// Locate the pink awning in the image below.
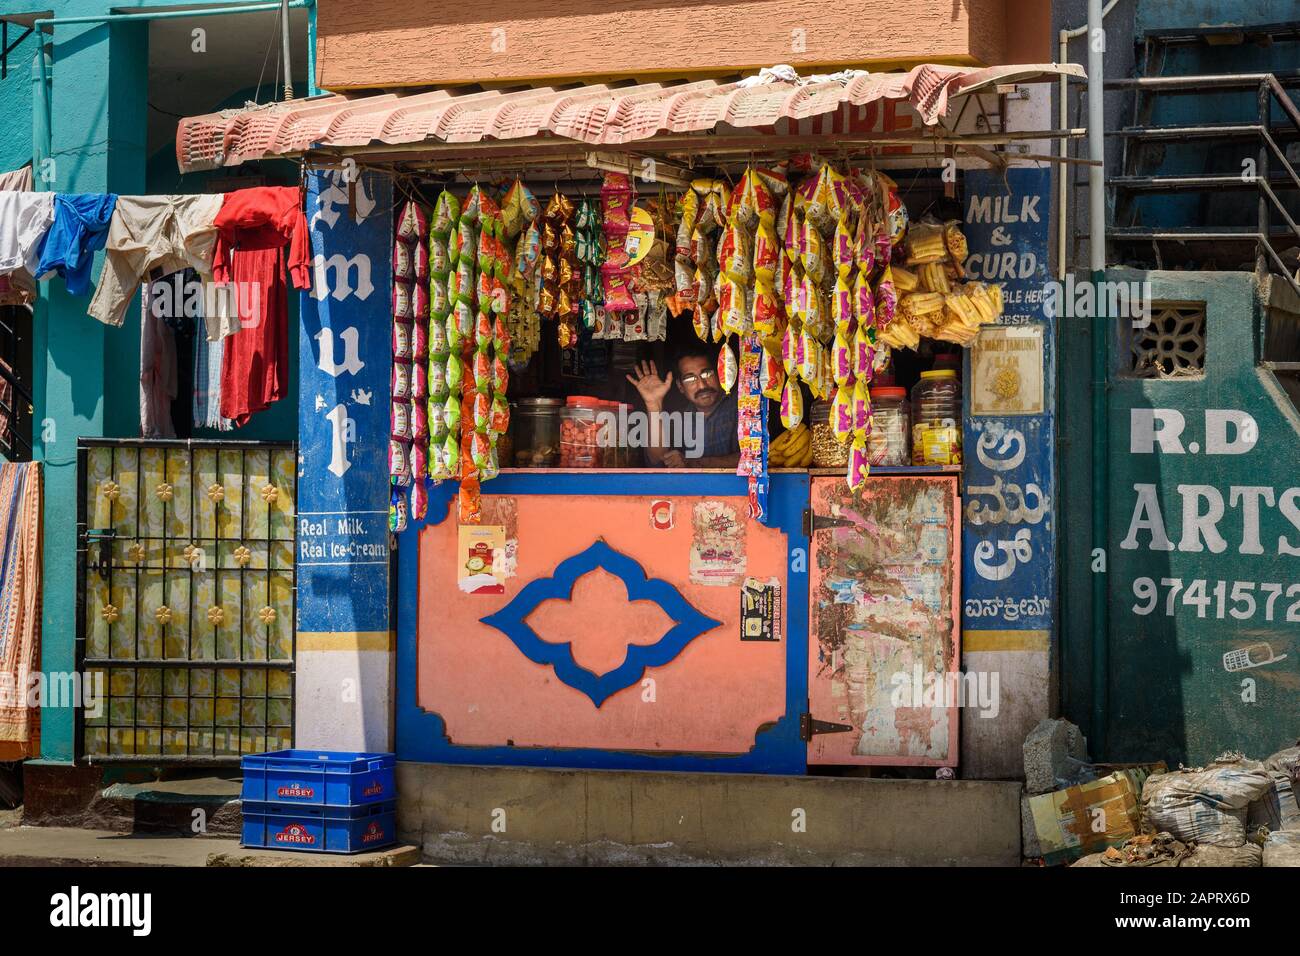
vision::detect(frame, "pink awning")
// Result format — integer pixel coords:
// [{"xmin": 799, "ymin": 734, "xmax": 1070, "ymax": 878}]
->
[{"xmin": 176, "ymin": 63, "xmax": 1084, "ymax": 173}]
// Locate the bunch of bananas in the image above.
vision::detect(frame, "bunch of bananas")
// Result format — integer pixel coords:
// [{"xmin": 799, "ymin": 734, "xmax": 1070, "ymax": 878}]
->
[{"xmin": 769, "ymin": 422, "xmax": 812, "ymax": 467}]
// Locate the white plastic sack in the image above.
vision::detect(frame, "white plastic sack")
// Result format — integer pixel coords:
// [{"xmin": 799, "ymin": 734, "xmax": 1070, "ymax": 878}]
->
[{"xmin": 1142, "ymin": 760, "xmax": 1274, "ymax": 848}]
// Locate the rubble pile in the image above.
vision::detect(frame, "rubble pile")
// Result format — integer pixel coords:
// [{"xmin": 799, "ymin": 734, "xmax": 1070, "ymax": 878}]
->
[{"xmin": 1016, "ymin": 723, "xmax": 1300, "ymax": 868}]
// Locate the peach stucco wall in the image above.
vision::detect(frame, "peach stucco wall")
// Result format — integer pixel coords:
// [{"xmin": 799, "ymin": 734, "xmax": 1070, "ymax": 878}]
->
[
  {"xmin": 416, "ymin": 494, "xmax": 789, "ymax": 754},
  {"xmin": 316, "ymin": 0, "xmax": 1022, "ymax": 91}
]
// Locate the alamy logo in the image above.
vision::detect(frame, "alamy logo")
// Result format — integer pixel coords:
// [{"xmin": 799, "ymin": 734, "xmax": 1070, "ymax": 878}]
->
[{"xmin": 49, "ymin": 886, "xmax": 151, "ymax": 937}]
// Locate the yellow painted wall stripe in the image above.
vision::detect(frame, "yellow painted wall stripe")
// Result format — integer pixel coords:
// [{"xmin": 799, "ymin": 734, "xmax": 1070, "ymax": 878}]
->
[
  {"xmin": 963, "ymin": 629, "xmax": 1050, "ymax": 653},
  {"xmin": 297, "ymin": 631, "xmax": 394, "ymax": 652}
]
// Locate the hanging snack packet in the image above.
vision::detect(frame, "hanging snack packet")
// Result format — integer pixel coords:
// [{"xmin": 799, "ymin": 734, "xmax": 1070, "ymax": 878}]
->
[
  {"xmin": 393, "ymin": 240, "xmax": 414, "ymax": 280},
  {"xmin": 411, "ymin": 362, "xmax": 428, "ymax": 403},
  {"xmin": 752, "ymin": 278, "xmax": 780, "ymax": 335},
  {"xmin": 875, "ymin": 266, "xmax": 898, "ymax": 327},
  {"xmin": 718, "ymin": 340, "xmax": 738, "ymax": 393},
  {"xmin": 392, "ymin": 319, "xmax": 413, "ymax": 361},
  {"xmin": 833, "ymin": 216, "xmax": 855, "ymax": 279},
  {"xmin": 800, "ymin": 221, "xmax": 826, "ymax": 282},
  {"xmin": 831, "ymin": 384, "xmax": 854, "ymax": 443},
  {"xmin": 472, "ymin": 350, "xmax": 492, "ymax": 392},
  {"xmin": 832, "ymin": 329, "xmax": 853, "ymax": 387},
  {"xmin": 760, "ymin": 351, "xmax": 785, "ymax": 401},
  {"xmin": 391, "ymin": 357, "xmax": 412, "ymax": 400},
  {"xmin": 396, "ymin": 201, "xmax": 429, "ymax": 242},
  {"xmin": 752, "ymin": 220, "xmax": 779, "ymax": 281},
  {"xmin": 853, "ymin": 322, "xmax": 875, "ymax": 380},
  {"xmin": 390, "ymin": 399, "xmax": 412, "ymax": 441},
  {"xmin": 388, "ymin": 439, "xmax": 411, "ymax": 485},
  {"xmin": 847, "ymin": 436, "xmax": 869, "ymax": 491},
  {"xmin": 393, "ymin": 279, "xmax": 413, "ymax": 319},
  {"xmin": 832, "ymin": 274, "xmax": 854, "ymax": 336},
  {"xmin": 427, "ymin": 358, "xmax": 448, "ymax": 401},
  {"xmin": 388, "ymin": 486, "xmax": 408, "ymax": 533},
  {"xmin": 445, "ymin": 351, "xmax": 464, "ymax": 395},
  {"xmin": 490, "ymin": 393, "xmax": 510, "ymax": 435},
  {"xmin": 431, "ymin": 191, "xmax": 460, "ymax": 237},
  {"xmin": 472, "ymin": 390, "xmax": 492, "ymax": 435},
  {"xmin": 852, "ymin": 378, "xmax": 872, "ymax": 439},
  {"xmin": 780, "ymin": 376, "xmax": 804, "ymax": 429}
]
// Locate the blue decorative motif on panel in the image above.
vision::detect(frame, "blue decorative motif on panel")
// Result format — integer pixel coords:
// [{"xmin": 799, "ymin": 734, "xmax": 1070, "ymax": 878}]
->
[{"xmin": 480, "ymin": 540, "xmax": 723, "ymax": 707}]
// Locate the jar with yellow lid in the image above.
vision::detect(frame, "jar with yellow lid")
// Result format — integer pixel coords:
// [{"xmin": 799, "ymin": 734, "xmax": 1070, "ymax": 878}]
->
[{"xmin": 911, "ymin": 369, "xmax": 962, "ymax": 465}]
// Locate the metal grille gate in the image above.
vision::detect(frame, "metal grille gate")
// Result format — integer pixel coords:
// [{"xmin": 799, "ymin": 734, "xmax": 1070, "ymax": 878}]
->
[{"xmin": 76, "ymin": 439, "xmax": 296, "ymax": 763}]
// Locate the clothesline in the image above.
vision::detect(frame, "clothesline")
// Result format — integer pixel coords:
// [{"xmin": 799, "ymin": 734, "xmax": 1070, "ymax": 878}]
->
[{"xmin": 0, "ymin": 185, "xmax": 311, "ymax": 431}]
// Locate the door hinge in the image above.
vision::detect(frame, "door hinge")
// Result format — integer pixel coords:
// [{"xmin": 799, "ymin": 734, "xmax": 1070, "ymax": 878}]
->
[
  {"xmin": 85, "ymin": 528, "xmax": 117, "ymax": 579},
  {"xmin": 801, "ymin": 508, "xmax": 855, "ymax": 537},
  {"xmin": 800, "ymin": 711, "xmax": 853, "ymax": 742}
]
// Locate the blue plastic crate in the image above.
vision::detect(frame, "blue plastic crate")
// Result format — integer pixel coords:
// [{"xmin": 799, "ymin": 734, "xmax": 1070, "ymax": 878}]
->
[
  {"xmin": 240, "ymin": 750, "xmax": 395, "ymax": 807},
  {"xmin": 240, "ymin": 800, "xmax": 397, "ymax": 854}
]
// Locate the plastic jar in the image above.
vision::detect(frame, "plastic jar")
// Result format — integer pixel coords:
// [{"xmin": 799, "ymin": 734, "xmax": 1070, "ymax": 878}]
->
[
  {"xmin": 911, "ymin": 369, "xmax": 962, "ymax": 465},
  {"xmin": 512, "ymin": 398, "xmax": 562, "ymax": 467},
  {"xmin": 560, "ymin": 396, "xmax": 602, "ymax": 468},
  {"xmin": 808, "ymin": 401, "xmax": 848, "ymax": 467},
  {"xmin": 868, "ymin": 386, "xmax": 909, "ymax": 465}
]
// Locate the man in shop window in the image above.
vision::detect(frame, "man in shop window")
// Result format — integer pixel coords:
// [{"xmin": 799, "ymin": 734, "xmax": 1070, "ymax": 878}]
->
[{"xmin": 626, "ymin": 343, "xmax": 739, "ymax": 468}]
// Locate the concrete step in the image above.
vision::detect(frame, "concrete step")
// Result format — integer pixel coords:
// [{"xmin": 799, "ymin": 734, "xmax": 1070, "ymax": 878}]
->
[
  {"xmin": 0, "ymin": 825, "xmax": 419, "ymax": 867},
  {"xmin": 89, "ymin": 775, "xmax": 243, "ymax": 836}
]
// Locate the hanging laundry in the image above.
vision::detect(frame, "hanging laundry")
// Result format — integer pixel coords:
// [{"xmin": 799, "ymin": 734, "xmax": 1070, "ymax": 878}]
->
[
  {"xmin": 88, "ymin": 193, "xmax": 233, "ymax": 329},
  {"xmin": 0, "ymin": 166, "xmax": 33, "ymax": 192},
  {"xmin": 0, "ymin": 191, "xmax": 56, "ymax": 280},
  {"xmin": 35, "ymin": 193, "xmax": 118, "ymax": 296},
  {"xmin": 0, "ymin": 461, "xmax": 42, "ymax": 760},
  {"xmin": 212, "ymin": 186, "xmax": 310, "ymax": 428},
  {"xmin": 140, "ymin": 277, "xmax": 178, "ymax": 438},
  {"xmin": 194, "ymin": 311, "xmax": 233, "ymax": 432}
]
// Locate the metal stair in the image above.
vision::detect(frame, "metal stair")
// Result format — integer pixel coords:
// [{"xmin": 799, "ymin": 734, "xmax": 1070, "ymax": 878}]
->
[{"xmin": 1103, "ymin": 23, "xmax": 1300, "ymax": 297}]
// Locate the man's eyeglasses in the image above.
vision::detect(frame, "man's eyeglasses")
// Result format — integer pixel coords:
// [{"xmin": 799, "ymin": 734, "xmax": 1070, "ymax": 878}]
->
[{"xmin": 680, "ymin": 369, "xmax": 718, "ymax": 387}]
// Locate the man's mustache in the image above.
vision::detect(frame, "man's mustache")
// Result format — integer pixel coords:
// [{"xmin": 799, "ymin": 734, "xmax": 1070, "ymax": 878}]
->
[{"xmin": 694, "ymin": 387, "xmax": 719, "ymax": 400}]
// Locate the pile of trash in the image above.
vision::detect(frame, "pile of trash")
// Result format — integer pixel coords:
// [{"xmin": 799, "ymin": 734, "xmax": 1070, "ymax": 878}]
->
[{"xmin": 1017, "ymin": 720, "xmax": 1299, "ymax": 868}]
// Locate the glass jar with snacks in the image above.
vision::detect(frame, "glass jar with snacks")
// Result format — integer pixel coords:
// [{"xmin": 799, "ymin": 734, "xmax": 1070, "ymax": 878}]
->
[
  {"xmin": 808, "ymin": 401, "xmax": 848, "ymax": 467},
  {"xmin": 560, "ymin": 396, "xmax": 602, "ymax": 468},
  {"xmin": 911, "ymin": 369, "xmax": 962, "ymax": 465},
  {"xmin": 867, "ymin": 386, "xmax": 909, "ymax": 466},
  {"xmin": 513, "ymin": 398, "xmax": 562, "ymax": 467}
]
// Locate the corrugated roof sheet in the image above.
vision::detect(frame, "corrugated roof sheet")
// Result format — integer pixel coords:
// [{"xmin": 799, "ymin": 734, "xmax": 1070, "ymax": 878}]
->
[{"xmin": 176, "ymin": 63, "xmax": 1084, "ymax": 173}]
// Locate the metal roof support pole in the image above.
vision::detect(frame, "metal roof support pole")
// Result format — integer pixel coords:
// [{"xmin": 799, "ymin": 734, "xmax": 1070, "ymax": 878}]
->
[
  {"xmin": 1087, "ymin": 0, "xmax": 1110, "ymax": 761},
  {"xmin": 34, "ymin": 1, "xmax": 309, "ymax": 164},
  {"xmin": 281, "ymin": 0, "xmax": 293, "ymax": 100}
]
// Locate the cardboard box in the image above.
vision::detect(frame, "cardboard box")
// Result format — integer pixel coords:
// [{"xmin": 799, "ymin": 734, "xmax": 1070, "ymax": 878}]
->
[{"xmin": 1026, "ymin": 764, "xmax": 1165, "ymax": 865}]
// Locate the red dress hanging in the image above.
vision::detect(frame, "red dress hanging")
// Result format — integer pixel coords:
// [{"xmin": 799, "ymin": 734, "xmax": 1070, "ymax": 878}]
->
[{"xmin": 212, "ymin": 186, "xmax": 311, "ymax": 427}]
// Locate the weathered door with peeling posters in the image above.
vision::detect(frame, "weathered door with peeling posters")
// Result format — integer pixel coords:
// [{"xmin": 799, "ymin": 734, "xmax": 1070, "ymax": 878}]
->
[
  {"xmin": 77, "ymin": 439, "xmax": 297, "ymax": 762},
  {"xmin": 806, "ymin": 475, "xmax": 960, "ymax": 766},
  {"xmin": 397, "ymin": 473, "xmax": 810, "ymax": 773}
]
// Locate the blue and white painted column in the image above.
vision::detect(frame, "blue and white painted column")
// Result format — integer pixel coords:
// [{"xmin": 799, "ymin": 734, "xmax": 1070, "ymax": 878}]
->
[{"xmin": 295, "ymin": 168, "xmax": 394, "ymax": 751}]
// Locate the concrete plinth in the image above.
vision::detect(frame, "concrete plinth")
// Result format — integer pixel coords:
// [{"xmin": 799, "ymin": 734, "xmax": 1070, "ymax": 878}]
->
[{"xmin": 397, "ymin": 762, "xmax": 1022, "ymax": 866}]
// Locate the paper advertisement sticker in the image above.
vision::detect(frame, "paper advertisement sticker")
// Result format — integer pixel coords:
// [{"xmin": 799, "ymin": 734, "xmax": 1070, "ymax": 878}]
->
[
  {"xmin": 740, "ymin": 577, "xmax": 781, "ymax": 642},
  {"xmin": 458, "ymin": 524, "xmax": 506, "ymax": 594}
]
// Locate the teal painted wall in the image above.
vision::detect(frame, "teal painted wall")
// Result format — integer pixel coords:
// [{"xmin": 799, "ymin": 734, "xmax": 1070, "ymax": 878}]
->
[
  {"xmin": 0, "ymin": 3, "xmax": 306, "ymax": 764},
  {"xmin": 1061, "ymin": 269, "xmax": 1300, "ymax": 765}
]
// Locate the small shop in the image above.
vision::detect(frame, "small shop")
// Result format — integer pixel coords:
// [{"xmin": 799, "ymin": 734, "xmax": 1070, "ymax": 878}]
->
[{"xmin": 172, "ymin": 62, "xmax": 1079, "ymax": 776}]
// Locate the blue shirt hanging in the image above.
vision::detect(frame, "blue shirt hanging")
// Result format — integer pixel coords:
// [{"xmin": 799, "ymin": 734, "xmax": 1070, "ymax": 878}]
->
[{"xmin": 35, "ymin": 193, "xmax": 118, "ymax": 296}]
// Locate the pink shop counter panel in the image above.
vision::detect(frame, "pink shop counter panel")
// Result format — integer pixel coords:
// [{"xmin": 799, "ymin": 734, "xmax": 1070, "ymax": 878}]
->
[
  {"xmin": 414, "ymin": 489, "xmax": 793, "ymax": 758},
  {"xmin": 806, "ymin": 475, "xmax": 961, "ymax": 767}
]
